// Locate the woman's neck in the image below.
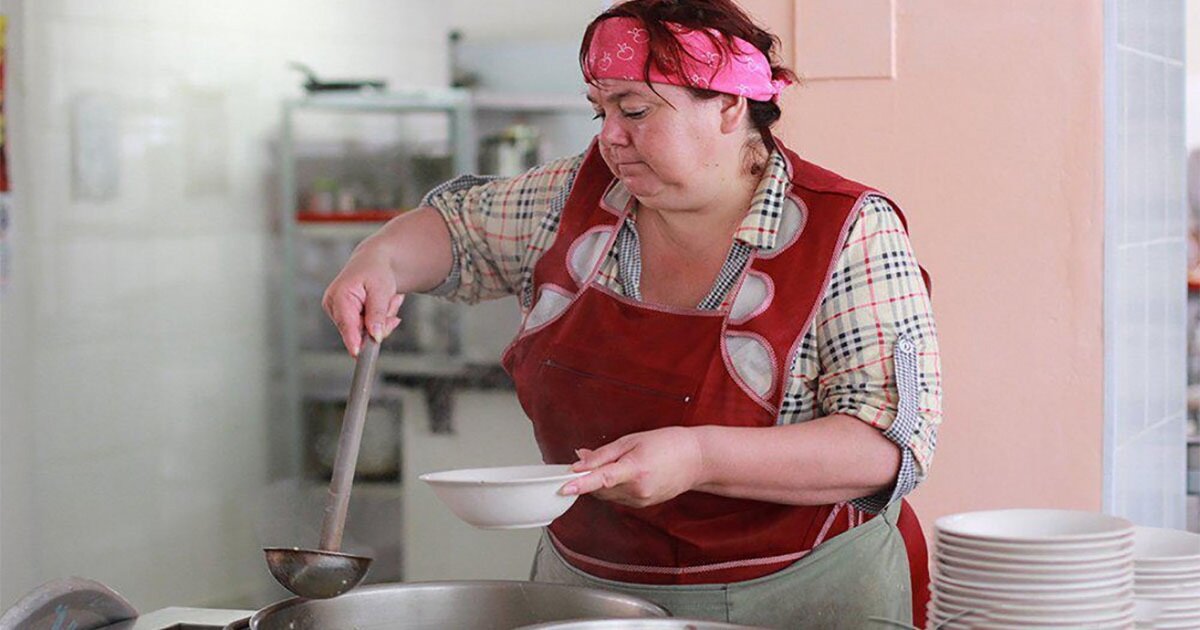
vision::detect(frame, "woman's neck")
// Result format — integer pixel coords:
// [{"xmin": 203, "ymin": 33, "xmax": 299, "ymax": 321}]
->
[{"xmin": 637, "ymin": 171, "xmax": 758, "ymax": 256}]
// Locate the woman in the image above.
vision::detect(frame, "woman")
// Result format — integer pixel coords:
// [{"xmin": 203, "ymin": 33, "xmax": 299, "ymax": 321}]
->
[{"xmin": 324, "ymin": 1, "xmax": 942, "ymax": 626}]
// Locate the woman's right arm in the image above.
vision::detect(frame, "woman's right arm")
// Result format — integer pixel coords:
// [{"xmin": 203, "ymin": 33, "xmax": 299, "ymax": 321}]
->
[
  {"xmin": 322, "ymin": 207, "xmax": 453, "ymax": 357},
  {"xmin": 323, "ymin": 153, "xmax": 587, "ymax": 357}
]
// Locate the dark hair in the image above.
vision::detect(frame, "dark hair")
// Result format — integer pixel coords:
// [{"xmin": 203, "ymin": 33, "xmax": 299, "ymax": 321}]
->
[{"xmin": 579, "ymin": 0, "xmax": 798, "ymax": 157}]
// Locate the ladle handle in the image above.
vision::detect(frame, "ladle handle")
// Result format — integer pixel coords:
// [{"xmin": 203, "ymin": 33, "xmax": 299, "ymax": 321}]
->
[{"xmin": 319, "ymin": 334, "xmax": 382, "ymax": 552}]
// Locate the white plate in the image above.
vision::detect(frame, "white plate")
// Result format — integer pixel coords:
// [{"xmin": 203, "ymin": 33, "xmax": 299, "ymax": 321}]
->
[
  {"xmin": 936, "ymin": 549, "xmax": 1132, "ymax": 574},
  {"xmin": 936, "ymin": 588, "xmax": 1132, "ymax": 612},
  {"xmin": 931, "ymin": 597, "xmax": 1137, "ymax": 624},
  {"xmin": 935, "ymin": 581, "xmax": 1132, "ymax": 605},
  {"xmin": 1133, "ymin": 587, "xmax": 1200, "ymax": 602},
  {"xmin": 937, "ymin": 532, "xmax": 1133, "ymax": 557},
  {"xmin": 1135, "ymin": 563, "xmax": 1200, "ymax": 577},
  {"xmin": 933, "ymin": 593, "xmax": 1134, "ymax": 619},
  {"xmin": 935, "ymin": 571, "xmax": 1132, "ymax": 593},
  {"xmin": 1135, "ymin": 571, "xmax": 1200, "ymax": 585},
  {"xmin": 1134, "ymin": 582, "xmax": 1200, "ymax": 596},
  {"xmin": 984, "ymin": 612, "xmax": 1134, "ymax": 628},
  {"xmin": 935, "ymin": 509, "xmax": 1134, "ymax": 544},
  {"xmin": 936, "ymin": 562, "xmax": 1131, "ymax": 585},
  {"xmin": 1142, "ymin": 614, "xmax": 1200, "ymax": 624},
  {"xmin": 1133, "ymin": 526, "xmax": 1200, "ymax": 565},
  {"xmin": 937, "ymin": 541, "xmax": 1132, "ymax": 565}
]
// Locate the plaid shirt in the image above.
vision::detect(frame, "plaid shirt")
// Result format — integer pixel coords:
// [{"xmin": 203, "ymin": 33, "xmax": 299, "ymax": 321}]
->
[{"xmin": 423, "ymin": 150, "xmax": 943, "ymax": 513}]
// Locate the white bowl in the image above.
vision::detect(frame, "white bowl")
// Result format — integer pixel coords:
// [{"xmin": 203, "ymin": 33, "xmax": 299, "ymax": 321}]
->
[
  {"xmin": 1135, "ymin": 570, "xmax": 1200, "ymax": 584},
  {"xmin": 1136, "ymin": 563, "xmax": 1200, "ymax": 577},
  {"xmin": 936, "ymin": 597, "xmax": 1132, "ymax": 624},
  {"xmin": 936, "ymin": 509, "xmax": 1133, "ymax": 543},
  {"xmin": 982, "ymin": 602, "xmax": 1135, "ymax": 626},
  {"xmin": 1133, "ymin": 526, "xmax": 1200, "ymax": 566},
  {"xmin": 937, "ymin": 532, "xmax": 1133, "ymax": 557},
  {"xmin": 936, "ymin": 562, "xmax": 1131, "ymax": 585},
  {"xmin": 936, "ymin": 541, "xmax": 1131, "ymax": 565},
  {"xmin": 934, "ymin": 587, "xmax": 1133, "ymax": 612},
  {"xmin": 936, "ymin": 549, "xmax": 1132, "ymax": 574},
  {"xmin": 419, "ymin": 464, "xmax": 588, "ymax": 529},
  {"xmin": 935, "ymin": 571, "xmax": 1132, "ymax": 594}
]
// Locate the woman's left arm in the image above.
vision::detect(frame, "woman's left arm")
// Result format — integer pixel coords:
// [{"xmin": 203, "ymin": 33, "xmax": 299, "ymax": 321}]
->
[
  {"xmin": 565, "ymin": 196, "xmax": 942, "ymax": 509},
  {"xmin": 563, "ymin": 415, "xmax": 901, "ymax": 507}
]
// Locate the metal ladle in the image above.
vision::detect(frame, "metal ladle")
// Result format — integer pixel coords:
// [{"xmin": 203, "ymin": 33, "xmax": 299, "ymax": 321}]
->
[{"xmin": 264, "ymin": 335, "xmax": 381, "ymax": 599}]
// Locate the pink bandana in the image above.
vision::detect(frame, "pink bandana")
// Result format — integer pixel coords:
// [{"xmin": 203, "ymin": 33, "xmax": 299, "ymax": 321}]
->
[{"xmin": 584, "ymin": 16, "xmax": 790, "ymax": 102}]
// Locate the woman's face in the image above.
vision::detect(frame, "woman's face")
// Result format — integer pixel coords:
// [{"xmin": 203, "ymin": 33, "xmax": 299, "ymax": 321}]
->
[{"xmin": 587, "ymin": 80, "xmax": 740, "ymax": 212}]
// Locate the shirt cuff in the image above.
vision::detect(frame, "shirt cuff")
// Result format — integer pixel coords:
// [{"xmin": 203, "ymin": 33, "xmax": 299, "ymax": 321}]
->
[
  {"xmin": 422, "ymin": 236, "xmax": 462, "ymax": 297},
  {"xmin": 850, "ymin": 332, "xmax": 923, "ymax": 514},
  {"xmin": 417, "ymin": 174, "xmax": 504, "ymax": 299}
]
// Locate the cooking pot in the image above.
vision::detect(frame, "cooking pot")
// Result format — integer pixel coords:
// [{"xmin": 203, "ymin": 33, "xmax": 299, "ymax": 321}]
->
[
  {"xmin": 229, "ymin": 580, "xmax": 668, "ymax": 630},
  {"xmin": 517, "ymin": 619, "xmax": 767, "ymax": 629}
]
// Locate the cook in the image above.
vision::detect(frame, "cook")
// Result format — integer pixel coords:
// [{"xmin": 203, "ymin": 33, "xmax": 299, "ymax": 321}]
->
[{"xmin": 323, "ymin": 0, "xmax": 942, "ymax": 626}]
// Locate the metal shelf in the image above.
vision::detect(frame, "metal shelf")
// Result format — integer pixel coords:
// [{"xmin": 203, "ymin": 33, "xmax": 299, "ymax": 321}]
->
[
  {"xmin": 286, "ymin": 88, "xmax": 470, "ymax": 113},
  {"xmin": 278, "ymin": 89, "xmax": 478, "ymax": 481},
  {"xmin": 470, "ymin": 91, "xmax": 592, "ymax": 113},
  {"xmin": 298, "ymin": 221, "xmax": 387, "ymax": 240}
]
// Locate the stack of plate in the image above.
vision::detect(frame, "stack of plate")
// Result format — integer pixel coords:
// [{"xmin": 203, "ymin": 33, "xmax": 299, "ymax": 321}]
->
[
  {"xmin": 1132, "ymin": 526, "xmax": 1200, "ymax": 629},
  {"xmin": 930, "ymin": 509, "xmax": 1135, "ymax": 629}
]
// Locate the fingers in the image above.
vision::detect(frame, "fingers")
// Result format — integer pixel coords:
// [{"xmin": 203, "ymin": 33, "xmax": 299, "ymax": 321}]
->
[
  {"xmin": 384, "ymin": 315, "xmax": 402, "ymax": 337},
  {"xmin": 387, "ymin": 293, "xmax": 405, "ymax": 318},
  {"xmin": 561, "ymin": 458, "xmax": 639, "ymax": 496},
  {"xmin": 571, "ymin": 439, "xmax": 630, "ymax": 472},
  {"xmin": 384, "ymin": 294, "xmax": 405, "ymax": 337},
  {"xmin": 324, "ymin": 287, "xmax": 367, "ymax": 358},
  {"xmin": 362, "ymin": 282, "xmax": 396, "ymax": 343}
]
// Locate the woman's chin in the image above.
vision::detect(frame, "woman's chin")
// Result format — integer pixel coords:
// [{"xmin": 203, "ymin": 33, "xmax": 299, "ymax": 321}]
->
[{"xmin": 615, "ymin": 175, "xmax": 663, "ymax": 199}]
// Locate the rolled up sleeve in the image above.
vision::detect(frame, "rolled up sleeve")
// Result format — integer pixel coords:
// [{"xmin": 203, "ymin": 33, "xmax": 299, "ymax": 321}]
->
[
  {"xmin": 420, "ymin": 154, "xmax": 583, "ymax": 304},
  {"xmin": 813, "ymin": 195, "xmax": 943, "ymax": 513}
]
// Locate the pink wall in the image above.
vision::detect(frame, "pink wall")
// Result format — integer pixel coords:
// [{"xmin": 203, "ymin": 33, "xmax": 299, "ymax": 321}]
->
[{"xmin": 744, "ymin": 0, "xmax": 1108, "ymax": 527}]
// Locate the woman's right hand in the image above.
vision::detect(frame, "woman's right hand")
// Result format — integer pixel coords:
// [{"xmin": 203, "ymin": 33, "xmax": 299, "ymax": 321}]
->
[{"xmin": 322, "ymin": 243, "xmax": 405, "ymax": 358}]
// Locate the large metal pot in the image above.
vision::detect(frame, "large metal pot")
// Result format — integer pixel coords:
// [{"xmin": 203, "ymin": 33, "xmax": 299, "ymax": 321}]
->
[
  {"xmin": 517, "ymin": 620, "xmax": 767, "ymax": 629},
  {"xmin": 236, "ymin": 581, "xmax": 668, "ymax": 630}
]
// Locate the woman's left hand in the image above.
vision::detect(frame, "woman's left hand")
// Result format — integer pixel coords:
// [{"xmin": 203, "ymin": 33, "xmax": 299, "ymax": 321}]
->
[{"xmin": 560, "ymin": 426, "xmax": 707, "ymax": 508}]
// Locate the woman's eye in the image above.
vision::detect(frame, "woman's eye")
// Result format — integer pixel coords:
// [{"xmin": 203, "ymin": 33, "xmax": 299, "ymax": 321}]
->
[
  {"xmin": 591, "ymin": 111, "xmax": 605, "ymax": 120},
  {"xmin": 623, "ymin": 109, "xmax": 647, "ymax": 119}
]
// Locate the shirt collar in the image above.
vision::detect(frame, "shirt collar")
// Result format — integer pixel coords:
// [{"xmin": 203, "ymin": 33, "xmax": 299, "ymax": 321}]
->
[{"xmin": 733, "ymin": 149, "xmax": 791, "ymax": 250}]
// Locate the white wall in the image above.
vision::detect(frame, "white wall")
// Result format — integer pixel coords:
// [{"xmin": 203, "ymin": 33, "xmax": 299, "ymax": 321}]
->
[
  {"xmin": 1188, "ymin": 0, "xmax": 1199, "ymax": 150},
  {"xmin": 0, "ymin": 0, "xmax": 37, "ymax": 609},
  {"xmin": 0, "ymin": 0, "xmax": 450, "ymax": 612},
  {"xmin": 444, "ymin": 0, "xmax": 603, "ymax": 42}
]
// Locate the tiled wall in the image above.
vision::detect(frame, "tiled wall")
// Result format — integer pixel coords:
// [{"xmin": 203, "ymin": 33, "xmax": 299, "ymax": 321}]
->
[
  {"xmin": 1104, "ymin": 0, "xmax": 1189, "ymax": 527},
  {"xmin": 2, "ymin": 0, "xmax": 450, "ymax": 611}
]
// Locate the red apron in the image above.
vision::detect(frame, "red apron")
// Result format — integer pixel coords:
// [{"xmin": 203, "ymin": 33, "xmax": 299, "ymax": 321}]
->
[{"xmin": 501, "ymin": 142, "xmax": 930, "ymax": 627}]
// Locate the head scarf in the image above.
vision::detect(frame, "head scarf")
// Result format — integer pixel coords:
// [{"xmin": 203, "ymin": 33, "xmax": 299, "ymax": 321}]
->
[{"xmin": 583, "ymin": 16, "xmax": 790, "ymax": 102}]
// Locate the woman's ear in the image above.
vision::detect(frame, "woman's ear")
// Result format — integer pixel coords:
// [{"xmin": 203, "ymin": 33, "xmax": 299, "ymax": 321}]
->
[{"xmin": 718, "ymin": 93, "xmax": 749, "ymax": 135}]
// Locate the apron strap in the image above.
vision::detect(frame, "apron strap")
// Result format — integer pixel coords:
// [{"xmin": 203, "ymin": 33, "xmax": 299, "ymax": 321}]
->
[{"xmin": 894, "ymin": 499, "xmax": 930, "ymax": 629}]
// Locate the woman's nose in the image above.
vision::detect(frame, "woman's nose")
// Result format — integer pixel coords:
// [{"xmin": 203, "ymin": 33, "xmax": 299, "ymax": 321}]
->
[{"xmin": 599, "ymin": 116, "xmax": 629, "ymax": 146}]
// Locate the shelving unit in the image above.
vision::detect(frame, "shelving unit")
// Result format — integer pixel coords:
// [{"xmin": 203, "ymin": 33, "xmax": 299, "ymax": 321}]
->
[
  {"xmin": 275, "ymin": 88, "xmax": 593, "ymax": 563},
  {"xmin": 276, "ymin": 89, "xmax": 478, "ymax": 490}
]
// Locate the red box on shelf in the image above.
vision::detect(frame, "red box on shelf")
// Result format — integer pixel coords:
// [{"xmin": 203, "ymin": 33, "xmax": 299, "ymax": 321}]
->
[{"xmin": 297, "ymin": 210, "xmax": 405, "ymax": 223}]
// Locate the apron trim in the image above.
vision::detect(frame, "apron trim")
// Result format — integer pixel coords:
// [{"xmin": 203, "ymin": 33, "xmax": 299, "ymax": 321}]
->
[
  {"xmin": 549, "ymin": 531, "xmax": 811, "ymax": 575},
  {"xmin": 547, "ymin": 502, "xmax": 847, "ymax": 578},
  {"xmin": 719, "ymin": 328, "xmax": 781, "ymax": 412},
  {"xmin": 775, "ymin": 188, "xmax": 872, "ymax": 408},
  {"xmin": 588, "ymin": 283, "xmax": 729, "ymax": 318}
]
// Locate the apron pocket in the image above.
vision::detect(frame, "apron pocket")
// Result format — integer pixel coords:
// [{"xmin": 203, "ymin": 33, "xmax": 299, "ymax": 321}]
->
[{"xmin": 534, "ymin": 357, "xmax": 696, "ymax": 457}]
